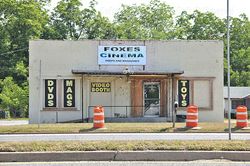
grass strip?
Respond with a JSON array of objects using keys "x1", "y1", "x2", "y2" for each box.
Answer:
[
  {"x1": 0, "y1": 140, "x2": 250, "y2": 152},
  {"x1": 0, "y1": 122, "x2": 249, "y2": 133}
]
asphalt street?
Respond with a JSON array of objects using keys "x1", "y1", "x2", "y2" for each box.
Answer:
[
  {"x1": 0, "y1": 133, "x2": 250, "y2": 142},
  {"x1": 0, "y1": 161, "x2": 250, "y2": 166}
]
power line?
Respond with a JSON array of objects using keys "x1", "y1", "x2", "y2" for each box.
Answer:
[{"x1": 0, "y1": 47, "x2": 28, "y2": 56}]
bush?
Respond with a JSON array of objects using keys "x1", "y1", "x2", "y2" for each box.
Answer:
[
  {"x1": 0, "y1": 77, "x2": 28, "y2": 118},
  {"x1": 0, "y1": 110, "x2": 10, "y2": 119}
]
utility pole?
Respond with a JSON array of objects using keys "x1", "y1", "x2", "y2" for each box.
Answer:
[{"x1": 227, "y1": 0, "x2": 231, "y2": 140}]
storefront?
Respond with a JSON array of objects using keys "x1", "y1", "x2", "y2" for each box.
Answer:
[{"x1": 29, "y1": 40, "x2": 224, "y2": 123}]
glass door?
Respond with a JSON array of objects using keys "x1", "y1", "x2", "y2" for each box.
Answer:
[{"x1": 143, "y1": 82, "x2": 160, "y2": 117}]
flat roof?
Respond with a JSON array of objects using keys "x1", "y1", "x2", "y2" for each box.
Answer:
[
  {"x1": 72, "y1": 70, "x2": 184, "y2": 76},
  {"x1": 224, "y1": 87, "x2": 250, "y2": 99}
]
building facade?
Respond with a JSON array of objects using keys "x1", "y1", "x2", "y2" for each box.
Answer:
[
  {"x1": 29, "y1": 40, "x2": 224, "y2": 123},
  {"x1": 224, "y1": 87, "x2": 250, "y2": 116}
]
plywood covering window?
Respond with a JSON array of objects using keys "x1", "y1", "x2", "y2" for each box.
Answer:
[{"x1": 193, "y1": 80, "x2": 212, "y2": 109}]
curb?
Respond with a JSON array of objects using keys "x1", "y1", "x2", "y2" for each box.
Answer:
[{"x1": 0, "y1": 151, "x2": 250, "y2": 162}]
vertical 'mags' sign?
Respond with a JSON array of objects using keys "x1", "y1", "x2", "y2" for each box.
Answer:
[
  {"x1": 64, "y1": 79, "x2": 75, "y2": 107},
  {"x1": 178, "y1": 80, "x2": 190, "y2": 107},
  {"x1": 45, "y1": 79, "x2": 56, "y2": 107}
]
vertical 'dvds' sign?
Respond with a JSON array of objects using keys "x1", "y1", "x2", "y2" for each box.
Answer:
[
  {"x1": 45, "y1": 79, "x2": 56, "y2": 107},
  {"x1": 64, "y1": 79, "x2": 75, "y2": 107},
  {"x1": 178, "y1": 80, "x2": 190, "y2": 107}
]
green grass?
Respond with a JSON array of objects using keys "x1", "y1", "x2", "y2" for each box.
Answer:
[
  {"x1": 0, "y1": 140, "x2": 249, "y2": 152},
  {"x1": 0, "y1": 122, "x2": 249, "y2": 133}
]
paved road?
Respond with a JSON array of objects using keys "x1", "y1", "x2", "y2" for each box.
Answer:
[
  {"x1": 0, "y1": 161, "x2": 250, "y2": 166},
  {"x1": 0, "y1": 133, "x2": 250, "y2": 142},
  {"x1": 0, "y1": 120, "x2": 28, "y2": 126}
]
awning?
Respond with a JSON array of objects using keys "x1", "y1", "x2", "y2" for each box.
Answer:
[{"x1": 72, "y1": 70, "x2": 184, "y2": 76}]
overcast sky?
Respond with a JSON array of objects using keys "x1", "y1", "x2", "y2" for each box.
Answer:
[{"x1": 50, "y1": 0, "x2": 250, "y2": 19}]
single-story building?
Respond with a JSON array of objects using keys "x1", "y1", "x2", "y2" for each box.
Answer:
[
  {"x1": 29, "y1": 40, "x2": 224, "y2": 124},
  {"x1": 224, "y1": 87, "x2": 250, "y2": 116}
]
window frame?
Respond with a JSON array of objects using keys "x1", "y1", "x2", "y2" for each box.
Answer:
[{"x1": 178, "y1": 77, "x2": 215, "y2": 110}]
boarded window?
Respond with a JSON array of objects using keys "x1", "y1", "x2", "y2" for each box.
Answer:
[{"x1": 193, "y1": 80, "x2": 210, "y2": 108}]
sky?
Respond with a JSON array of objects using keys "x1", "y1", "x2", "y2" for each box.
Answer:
[{"x1": 50, "y1": 0, "x2": 250, "y2": 19}]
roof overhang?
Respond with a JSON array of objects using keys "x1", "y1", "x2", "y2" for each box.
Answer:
[
  {"x1": 243, "y1": 94, "x2": 250, "y2": 99},
  {"x1": 72, "y1": 70, "x2": 184, "y2": 76}
]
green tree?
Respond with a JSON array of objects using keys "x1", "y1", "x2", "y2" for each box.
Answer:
[
  {"x1": 175, "y1": 10, "x2": 225, "y2": 40},
  {"x1": 0, "y1": 61, "x2": 28, "y2": 117},
  {"x1": 230, "y1": 47, "x2": 250, "y2": 86},
  {"x1": 230, "y1": 14, "x2": 250, "y2": 51},
  {"x1": 0, "y1": 0, "x2": 49, "y2": 82},
  {"x1": 44, "y1": 0, "x2": 116, "y2": 40},
  {"x1": 114, "y1": 0, "x2": 175, "y2": 39},
  {"x1": 227, "y1": 15, "x2": 250, "y2": 86},
  {"x1": 0, "y1": 77, "x2": 28, "y2": 117}
]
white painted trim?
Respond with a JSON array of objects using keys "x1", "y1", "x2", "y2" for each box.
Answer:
[{"x1": 93, "y1": 120, "x2": 105, "y2": 123}]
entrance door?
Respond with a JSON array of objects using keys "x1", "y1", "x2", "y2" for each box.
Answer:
[{"x1": 143, "y1": 82, "x2": 160, "y2": 117}]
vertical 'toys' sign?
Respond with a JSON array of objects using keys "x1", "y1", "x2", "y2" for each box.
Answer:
[
  {"x1": 64, "y1": 79, "x2": 75, "y2": 107},
  {"x1": 178, "y1": 80, "x2": 190, "y2": 107},
  {"x1": 45, "y1": 79, "x2": 56, "y2": 107}
]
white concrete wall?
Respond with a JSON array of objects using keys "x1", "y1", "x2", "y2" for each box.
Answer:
[{"x1": 29, "y1": 40, "x2": 224, "y2": 123}]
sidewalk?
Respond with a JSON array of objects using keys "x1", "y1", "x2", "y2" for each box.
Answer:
[
  {"x1": 1, "y1": 151, "x2": 250, "y2": 162},
  {"x1": 0, "y1": 120, "x2": 28, "y2": 126}
]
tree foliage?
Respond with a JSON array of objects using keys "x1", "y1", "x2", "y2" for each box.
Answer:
[
  {"x1": 0, "y1": 0, "x2": 47, "y2": 117},
  {"x1": 114, "y1": 0, "x2": 175, "y2": 39},
  {"x1": 0, "y1": 77, "x2": 28, "y2": 117},
  {"x1": 175, "y1": 10, "x2": 225, "y2": 40},
  {"x1": 228, "y1": 15, "x2": 250, "y2": 86},
  {"x1": 0, "y1": 0, "x2": 49, "y2": 82},
  {"x1": 43, "y1": 0, "x2": 116, "y2": 40}
]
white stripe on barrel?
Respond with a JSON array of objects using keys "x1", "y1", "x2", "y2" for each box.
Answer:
[
  {"x1": 237, "y1": 112, "x2": 247, "y2": 115},
  {"x1": 93, "y1": 112, "x2": 104, "y2": 116},
  {"x1": 186, "y1": 119, "x2": 198, "y2": 122},
  {"x1": 187, "y1": 113, "x2": 198, "y2": 116},
  {"x1": 237, "y1": 120, "x2": 248, "y2": 123},
  {"x1": 93, "y1": 120, "x2": 105, "y2": 123}
]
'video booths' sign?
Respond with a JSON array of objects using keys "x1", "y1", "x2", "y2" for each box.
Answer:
[
  {"x1": 178, "y1": 80, "x2": 190, "y2": 107},
  {"x1": 98, "y1": 46, "x2": 146, "y2": 65},
  {"x1": 64, "y1": 79, "x2": 75, "y2": 107},
  {"x1": 91, "y1": 82, "x2": 111, "y2": 92},
  {"x1": 45, "y1": 79, "x2": 56, "y2": 107}
]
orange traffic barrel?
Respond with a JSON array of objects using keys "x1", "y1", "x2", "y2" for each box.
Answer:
[
  {"x1": 236, "y1": 105, "x2": 248, "y2": 128},
  {"x1": 93, "y1": 106, "x2": 105, "y2": 128},
  {"x1": 186, "y1": 105, "x2": 198, "y2": 127}
]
